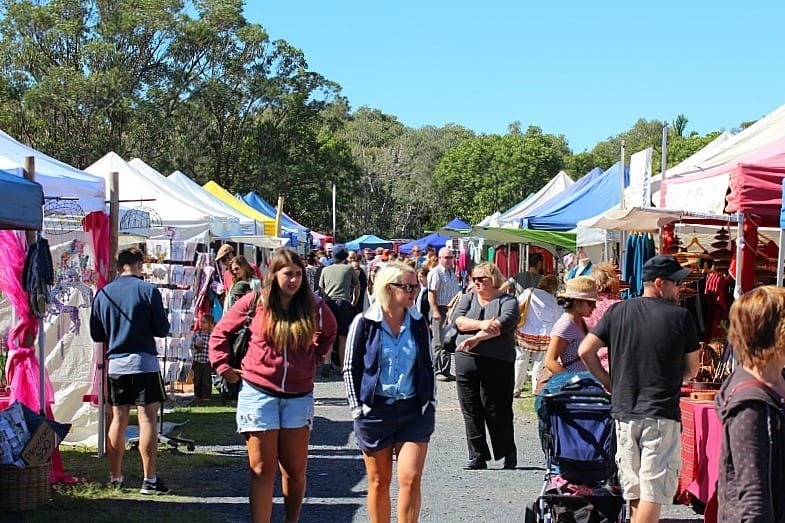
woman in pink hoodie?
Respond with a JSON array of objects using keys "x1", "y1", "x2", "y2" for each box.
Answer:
[{"x1": 210, "y1": 248, "x2": 337, "y2": 522}]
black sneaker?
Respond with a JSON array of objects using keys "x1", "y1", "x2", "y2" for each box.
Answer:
[
  {"x1": 109, "y1": 477, "x2": 124, "y2": 490},
  {"x1": 140, "y1": 477, "x2": 171, "y2": 495}
]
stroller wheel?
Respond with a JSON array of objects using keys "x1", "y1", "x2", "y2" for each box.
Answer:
[{"x1": 524, "y1": 501, "x2": 537, "y2": 523}]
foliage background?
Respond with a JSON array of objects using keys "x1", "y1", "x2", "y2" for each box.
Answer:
[{"x1": 0, "y1": 0, "x2": 745, "y2": 240}]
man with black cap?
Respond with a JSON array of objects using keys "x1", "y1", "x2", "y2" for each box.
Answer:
[
  {"x1": 319, "y1": 247, "x2": 360, "y2": 376},
  {"x1": 579, "y1": 255, "x2": 700, "y2": 523}
]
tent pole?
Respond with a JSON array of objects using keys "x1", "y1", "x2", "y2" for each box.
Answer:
[
  {"x1": 620, "y1": 140, "x2": 626, "y2": 211},
  {"x1": 98, "y1": 170, "x2": 120, "y2": 457},
  {"x1": 23, "y1": 156, "x2": 47, "y2": 415},
  {"x1": 778, "y1": 228, "x2": 785, "y2": 287},
  {"x1": 660, "y1": 121, "x2": 668, "y2": 208},
  {"x1": 734, "y1": 212, "x2": 744, "y2": 299}
]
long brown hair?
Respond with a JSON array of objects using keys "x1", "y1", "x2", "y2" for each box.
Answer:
[{"x1": 263, "y1": 249, "x2": 317, "y2": 351}]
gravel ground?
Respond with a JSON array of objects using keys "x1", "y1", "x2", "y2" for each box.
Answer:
[{"x1": 175, "y1": 365, "x2": 704, "y2": 522}]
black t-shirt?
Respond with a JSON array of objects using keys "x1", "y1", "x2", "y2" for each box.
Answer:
[{"x1": 591, "y1": 297, "x2": 700, "y2": 421}]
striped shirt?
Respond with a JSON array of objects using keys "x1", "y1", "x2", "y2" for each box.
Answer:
[{"x1": 427, "y1": 264, "x2": 462, "y2": 306}]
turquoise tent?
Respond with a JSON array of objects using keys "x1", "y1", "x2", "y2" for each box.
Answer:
[{"x1": 344, "y1": 234, "x2": 392, "y2": 251}]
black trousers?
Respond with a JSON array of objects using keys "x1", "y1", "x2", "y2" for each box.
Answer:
[{"x1": 455, "y1": 352, "x2": 516, "y2": 461}]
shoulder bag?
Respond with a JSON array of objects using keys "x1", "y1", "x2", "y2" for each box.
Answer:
[
  {"x1": 443, "y1": 292, "x2": 471, "y2": 353},
  {"x1": 228, "y1": 290, "x2": 261, "y2": 368}
]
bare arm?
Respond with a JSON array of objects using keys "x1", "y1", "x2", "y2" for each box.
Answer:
[
  {"x1": 544, "y1": 336, "x2": 569, "y2": 374},
  {"x1": 428, "y1": 290, "x2": 440, "y2": 320},
  {"x1": 579, "y1": 333, "x2": 610, "y2": 391}
]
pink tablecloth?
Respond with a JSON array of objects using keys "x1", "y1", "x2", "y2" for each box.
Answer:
[{"x1": 0, "y1": 393, "x2": 10, "y2": 411}]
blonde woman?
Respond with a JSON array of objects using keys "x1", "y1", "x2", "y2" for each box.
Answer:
[
  {"x1": 453, "y1": 262, "x2": 520, "y2": 470},
  {"x1": 210, "y1": 249, "x2": 337, "y2": 522},
  {"x1": 344, "y1": 262, "x2": 436, "y2": 523}
]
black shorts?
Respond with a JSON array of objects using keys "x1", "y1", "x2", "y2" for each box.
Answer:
[
  {"x1": 108, "y1": 372, "x2": 166, "y2": 406},
  {"x1": 353, "y1": 397, "x2": 435, "y2": 453},
  {"x1": 326, "y1": 299, "x2": 356, "y2": 336}
]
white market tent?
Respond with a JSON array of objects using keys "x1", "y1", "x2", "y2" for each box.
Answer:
[
  {"x1": 86, "y1": 152, "x2": 213, "y2": 243},
  {"x1": 166, "y1": 169, "x2": 259, "y2": 236},
  {"x1": 0, "y1": 129, "x2": 105, "y2": 212},
  {"x1": 495, "y1": 171, "x2": 574, "y2": 228}
]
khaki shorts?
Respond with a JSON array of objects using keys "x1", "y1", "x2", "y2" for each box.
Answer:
[{"x1": 615, "y1": 417, "x2": 681, "y2": 505}]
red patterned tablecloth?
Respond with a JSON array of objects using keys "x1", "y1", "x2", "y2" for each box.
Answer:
[{"x1": 678, "y1": 398, "x2": 721, "y2": 522}]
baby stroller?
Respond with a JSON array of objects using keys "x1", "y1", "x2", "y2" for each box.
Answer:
[{"x1": 526, "y1": 372, "x2": 624, "y2": 523}]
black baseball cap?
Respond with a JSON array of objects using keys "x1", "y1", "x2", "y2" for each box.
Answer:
[{"x1": 642, "y1": 255, "x2": 691, "y2": 282}]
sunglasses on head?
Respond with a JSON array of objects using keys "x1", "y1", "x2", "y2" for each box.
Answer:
[{"x1": 389, "y1": 282, "x2": 418, "y2": 293}]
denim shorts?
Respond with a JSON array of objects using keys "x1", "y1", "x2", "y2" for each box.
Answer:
[
  {"x1": 236, "y1": 381, "x2": 314, "y2": 433},
  {"x1": 353, "y1": 397, "x2": 435, "y2": 453}
]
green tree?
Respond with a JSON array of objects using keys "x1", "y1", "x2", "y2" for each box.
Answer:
[{"x1": 432, "y1": 126, "x2": 567, "y2": 225}]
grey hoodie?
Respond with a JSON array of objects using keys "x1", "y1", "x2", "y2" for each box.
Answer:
[{"x1": 714, "y1": 367, "x2": 785, "y2": 522}]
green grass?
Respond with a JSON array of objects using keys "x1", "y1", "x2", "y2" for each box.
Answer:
[{"x1": 0, "y1": 400, "x2": 246, "y2": 523}]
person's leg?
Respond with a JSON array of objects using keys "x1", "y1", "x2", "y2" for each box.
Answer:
[
  {"x1": 513, "y1": 345, "x2": 529, "y2": 395},
  {"x1": 201, "y1": 363, "x2": 213, "y2": 399},
  {"x1": 479, "y1": 358, "x2": 516, "y2": 461},
  {"x1": 629, "y1": 500, "x2": 661, "y2": 523},
  {"x1": 362, "y1": 446, "x2": 394, "y2": 523},
  {"x1": 246, "y1": 430, "x2": 279, "y2": 523},
  {"x1": 107, "y1": 405, "x2": 131, "y2": 479},
  {"x1": 529, "y1": 351, "x2": 545, "y2": 393},
  {"x1": 137, "y1": 402, "x2": 160, "y2": 479},
  {"x1": 337, "y1": 335, "x2": 347, "y2": 370},
  {"x1": 277, "y1": 426, "x2": 311, "y2": 523},
  {"x1": 394, "y1": 442, "x2": 428, "y2": 523},
  {"x1": 431, "y1": 306, "x2": 450, "y2": 377},
  {"x1": 454, "y1": 354, "x2": 490, "y2": 462}
]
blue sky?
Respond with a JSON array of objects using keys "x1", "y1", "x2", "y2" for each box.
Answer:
[{"x1": 245, "y1": 2, "x2": 785, "y2": 152}]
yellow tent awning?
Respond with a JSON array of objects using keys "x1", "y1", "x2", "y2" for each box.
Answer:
[{"x1": 203, "y1": 181, "x2": 276, "y2": 236}]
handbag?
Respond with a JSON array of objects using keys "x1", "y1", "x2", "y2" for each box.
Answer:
[
  {"x1": 516, "y1": 289, "x2": 534, "y2": 329},
  {"x1": 228, "y1": 291, "x2": 260, "y2": 368},
  {"x1": 442, "y1": 292, "x2": 471, "y2": 353}
]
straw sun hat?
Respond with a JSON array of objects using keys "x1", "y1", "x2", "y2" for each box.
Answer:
[{"x1": 558, "y1": 276, "x2": 598, "y2": 301}]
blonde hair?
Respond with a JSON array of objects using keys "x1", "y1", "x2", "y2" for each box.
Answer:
[
  {"x1": 373, "y1": 261, "x2": 416, "y2": 308},
  {"x1": 472, "y1": 262, "x2": 505, "y2": 288},
  {"x1": 263, "y1": 249, "x2": 316, "y2": 351},
  {"x1": 728, "y1": 285, "x2": 785, "y2": 369},
  {"x1": 592, "y1": 263, "x2": 618, "y2": 294}
]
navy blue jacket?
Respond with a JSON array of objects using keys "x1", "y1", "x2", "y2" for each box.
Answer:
[
  {"x1": 90, "y1": 275, "x2": 170, "y2": 358},
  {"x1": 343, "y1": 304, "x2": 436, "y2": 418}
]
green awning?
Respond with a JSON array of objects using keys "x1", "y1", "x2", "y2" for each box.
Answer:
[{"x1": 471, "y1": 226, "x2": 576, "y2": 252}]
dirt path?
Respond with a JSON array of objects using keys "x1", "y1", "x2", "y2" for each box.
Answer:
[{"x1": 178, "y1": 373, "x2": 703, "y2": 522}]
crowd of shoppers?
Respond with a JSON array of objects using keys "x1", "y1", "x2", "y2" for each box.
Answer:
[{"x1": 92, "y1": 238, "x2": 785, "y2": 523}]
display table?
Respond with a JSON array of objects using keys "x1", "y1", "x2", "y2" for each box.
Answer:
[{"x1": 678, "y1": 398, "x2": 722, "y2": 522}]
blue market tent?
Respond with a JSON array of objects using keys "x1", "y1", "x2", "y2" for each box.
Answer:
[
  {"x1": 345, "y1": 234, "x2": 392, "y2": 251},
  {"x1": 0, "y1": 169, "x2": 43, "y2": 229},
  {"x1": 397, "y1": 232, "x2": 450, "y2": 254},
  {"x1": 524, "y1": 163, "x2": 629, "y2": 231},
  {"x1": 444, "y1": 218, "x2": 472, "y2": 230}
]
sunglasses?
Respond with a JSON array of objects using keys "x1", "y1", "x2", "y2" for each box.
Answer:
[
  {"x1": 389, "y1": 282, "x2": 419, "y2": 293},
  {"x1": 471, "y1": 276, "x2": 489, "y2": 283}
]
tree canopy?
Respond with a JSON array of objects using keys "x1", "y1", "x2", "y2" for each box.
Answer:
[{"x1": 0, "y1": 0, "x2": 745, "y2": 240}]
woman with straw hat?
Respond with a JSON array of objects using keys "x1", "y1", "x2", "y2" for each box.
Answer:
[{"x1": 544, "y1": 276, "x2": 598, "y2": 376}]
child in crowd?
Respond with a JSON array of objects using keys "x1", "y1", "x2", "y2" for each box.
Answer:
[{"x1": 191, "y1": 314, "x2": 214, "y2": 402}]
